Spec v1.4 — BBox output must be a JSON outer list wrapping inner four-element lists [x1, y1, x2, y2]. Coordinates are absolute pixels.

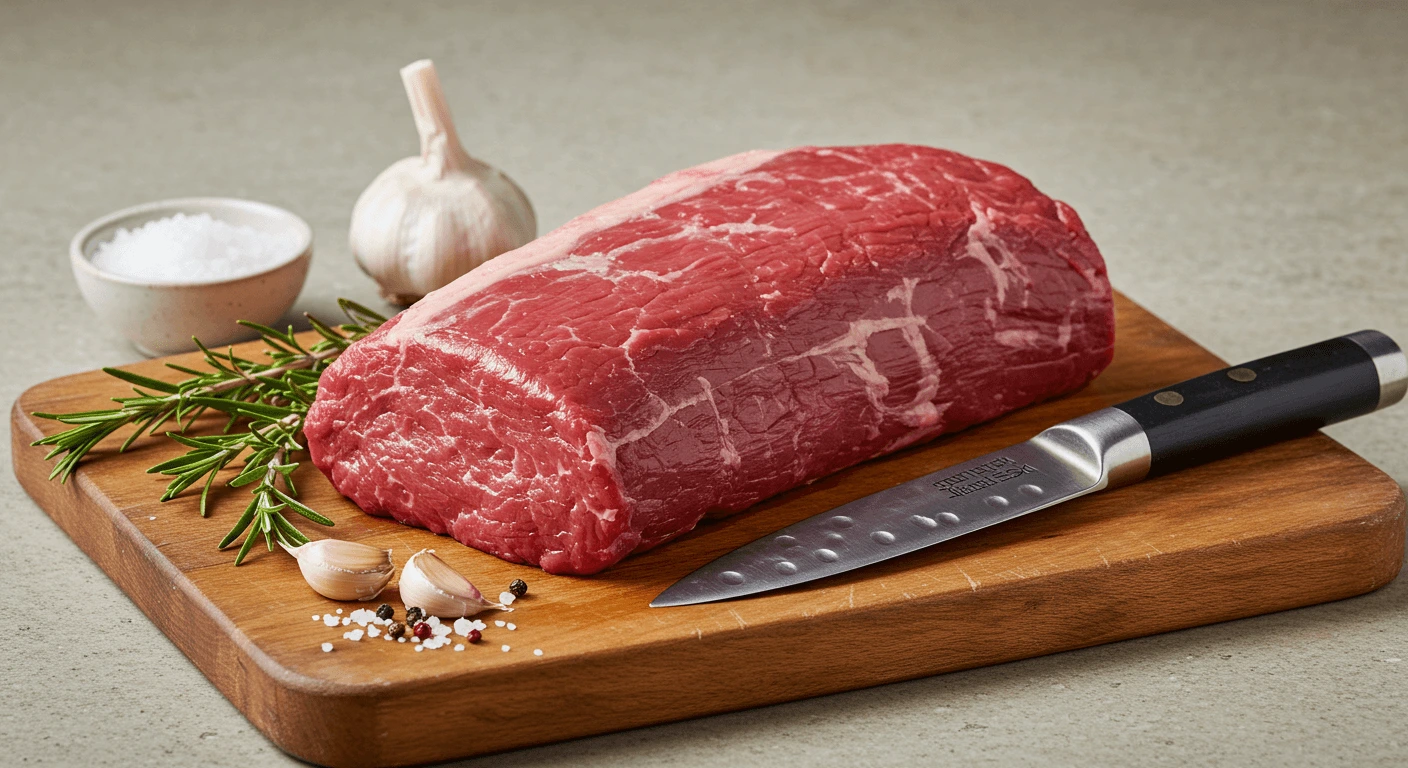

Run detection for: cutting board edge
[[9, 400, 383, 699], [13, 394, 1406, 767]]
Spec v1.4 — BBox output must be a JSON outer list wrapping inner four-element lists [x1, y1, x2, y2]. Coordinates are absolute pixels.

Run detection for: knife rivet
[[774, 535, 798, 547], [1153, 390, 1184, 406], [938, 512, 961, 525], [815, 548, 840, 562], [1227, 367, 1257, 382], [719, 571, 745, 585], [911, 515, 938, 529], [775, 561, 798, 575], [830, 516, 855, 529], [985, 495, 1009, 508], [871, 530, 896, 545], [1018, 484, 1043, 497]]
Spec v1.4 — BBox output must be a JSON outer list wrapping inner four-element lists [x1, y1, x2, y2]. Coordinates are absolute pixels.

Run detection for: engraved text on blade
[[931, 456, 1038, 498]]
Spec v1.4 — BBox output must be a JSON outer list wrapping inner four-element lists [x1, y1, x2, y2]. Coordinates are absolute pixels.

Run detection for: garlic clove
[[281, 539, 395, 602], [398, 548, 507, 618], [350, 59, 536, 306]]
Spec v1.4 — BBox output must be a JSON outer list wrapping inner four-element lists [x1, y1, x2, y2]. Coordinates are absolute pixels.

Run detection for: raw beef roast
[[305, 145, 1115, 574]]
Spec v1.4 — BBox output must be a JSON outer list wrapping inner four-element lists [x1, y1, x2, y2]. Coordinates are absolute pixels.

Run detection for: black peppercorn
[[508, 579, 528, 599], [387, 621, 406, 639], [375, 603, 394, 621], [405, 606, 425, 626]]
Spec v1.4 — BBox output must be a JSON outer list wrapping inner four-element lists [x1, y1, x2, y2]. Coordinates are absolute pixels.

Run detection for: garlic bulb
[[350, 59, 536, 305], [281, 539, 395, 601], [398, 548, 507, 618]]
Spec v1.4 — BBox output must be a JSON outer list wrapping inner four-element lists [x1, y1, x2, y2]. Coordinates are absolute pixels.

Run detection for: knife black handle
[[1112, 330, 1407, 476]]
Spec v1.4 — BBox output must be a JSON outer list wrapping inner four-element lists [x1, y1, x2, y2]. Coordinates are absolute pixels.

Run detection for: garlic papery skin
[[398, 548, 507, 618], [281, 539, 395, 602], [350, 59, 536, 306]]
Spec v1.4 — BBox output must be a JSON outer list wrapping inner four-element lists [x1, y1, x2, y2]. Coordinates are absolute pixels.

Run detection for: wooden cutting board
[[11, 293, 1405, 767]]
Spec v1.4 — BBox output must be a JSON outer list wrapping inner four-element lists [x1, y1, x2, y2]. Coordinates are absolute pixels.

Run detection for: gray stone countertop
[[2, 1, 1404, 765]]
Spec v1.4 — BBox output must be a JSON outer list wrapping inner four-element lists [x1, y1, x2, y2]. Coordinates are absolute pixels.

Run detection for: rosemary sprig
[[31, 299, 386, 564]]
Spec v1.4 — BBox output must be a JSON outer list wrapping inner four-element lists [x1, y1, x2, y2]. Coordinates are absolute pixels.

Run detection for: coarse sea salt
[[495, 620, 506, 628], [500, 592, 517, 606], [321, 642, 333, 653], [506, 623, 516, 631], [322, 615, 340, 627], [533, 649, 543, 656], [91, 213, 295, 284], [343, 629, 364, 642], [501, 645, 511, 652]]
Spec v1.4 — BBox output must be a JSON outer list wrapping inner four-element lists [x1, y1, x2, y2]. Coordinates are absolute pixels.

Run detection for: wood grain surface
[[11, 293, 1405, 768]]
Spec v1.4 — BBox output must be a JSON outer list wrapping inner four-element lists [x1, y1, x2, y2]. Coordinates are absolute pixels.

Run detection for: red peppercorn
[[413, 621, 432, 640], [466, 628, 481, 643]]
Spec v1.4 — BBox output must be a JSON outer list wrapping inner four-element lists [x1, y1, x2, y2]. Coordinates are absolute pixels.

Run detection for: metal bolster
[[1344, 330, 1408, 412], [1030, 408, 1152, 491]]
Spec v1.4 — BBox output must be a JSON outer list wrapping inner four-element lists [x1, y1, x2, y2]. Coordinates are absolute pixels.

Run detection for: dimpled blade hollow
[[650, 440, 1100, 607]]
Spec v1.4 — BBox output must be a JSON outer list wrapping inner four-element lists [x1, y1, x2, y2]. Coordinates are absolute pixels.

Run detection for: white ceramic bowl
[[71, 198, 313, 356]]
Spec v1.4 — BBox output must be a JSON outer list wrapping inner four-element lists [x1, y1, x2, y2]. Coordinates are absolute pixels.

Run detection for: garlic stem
[[401, 59, 468, 178]]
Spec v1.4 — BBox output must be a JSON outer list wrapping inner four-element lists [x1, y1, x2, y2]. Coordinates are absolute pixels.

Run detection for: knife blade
[[651, 330, 1408, 608]]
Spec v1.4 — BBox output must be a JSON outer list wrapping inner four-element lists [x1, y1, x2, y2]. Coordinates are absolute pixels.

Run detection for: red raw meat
[[305, 145, 1114, 574]]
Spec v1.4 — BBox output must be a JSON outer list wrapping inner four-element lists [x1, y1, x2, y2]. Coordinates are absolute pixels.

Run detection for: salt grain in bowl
[[91, 212, 295, 283]]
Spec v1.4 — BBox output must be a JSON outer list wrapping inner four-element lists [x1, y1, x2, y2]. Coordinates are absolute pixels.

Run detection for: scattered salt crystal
[[323, 615, 340, 627], [495, 620, 506, 628], [427, 616, 441, 627], [533, 649, 543, 657], [453, 618, 474, 636], [384, 634, 393, 641], [91, 212, 296, 284], [506, 623, 516, 631], [415, 645, 424, 653], [366, 626, 381, 638], [312, 615, 321, 622], [321, 642, 333, 653], [343, 629, 364, 642], [472, 620, 487, 631], [432, 625, 452, 638], [500, 592, 516, 606], [501, 645, 511, 652], [350, 609, 374, 626], [335, 609, 343, 614], [341, 617, 351, 626], [455, 645, 465, 652], [412, 636, 421, 643], [148, 516, 157, 521], [397, 637, 406, 643]]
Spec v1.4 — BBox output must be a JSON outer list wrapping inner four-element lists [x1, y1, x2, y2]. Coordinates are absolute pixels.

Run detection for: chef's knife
[[651, 330, 1408, 607]]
